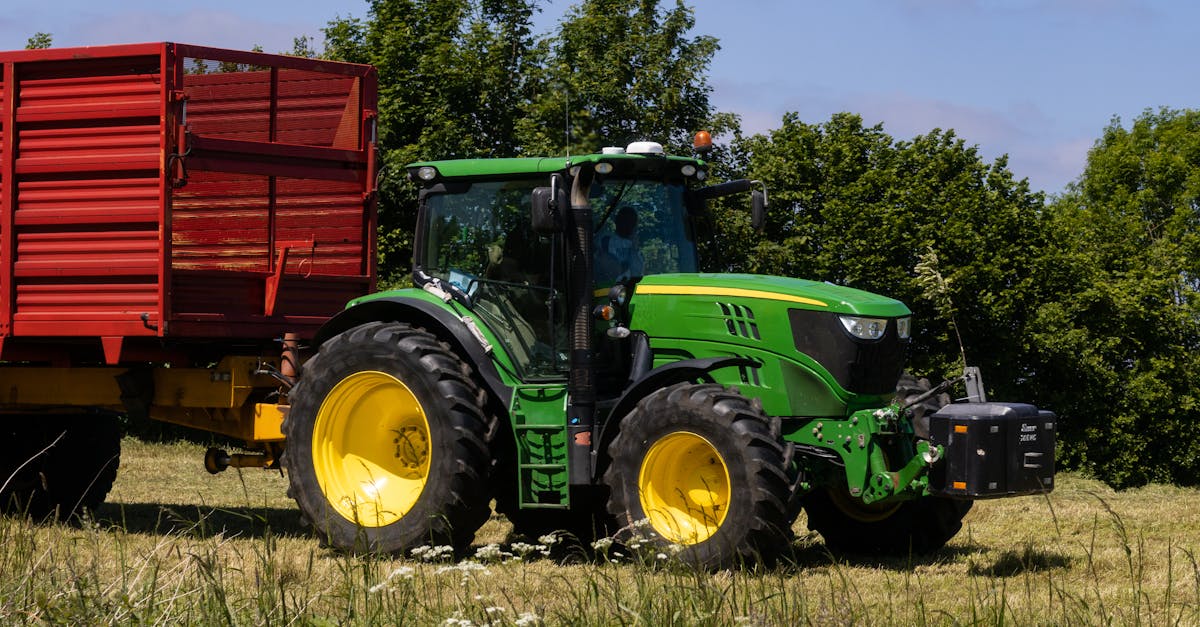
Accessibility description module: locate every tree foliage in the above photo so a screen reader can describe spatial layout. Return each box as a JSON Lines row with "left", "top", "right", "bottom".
{"left": 517, "top": 0, "right": 723, "bottom": 155}
{"left": 322, "top": 0, "right": 726, "bottom": 282}
{"left": 1031, "top": 109, "right": 1200, "bottom": 487}
{"left": 716, "top": 113, "right": 1049, "bottom": 382}
{"left": 322, "top": 0, "right": 542, "bottom": 283}
{"left": 25, "top": 32, "right": 52, "bottom": 49}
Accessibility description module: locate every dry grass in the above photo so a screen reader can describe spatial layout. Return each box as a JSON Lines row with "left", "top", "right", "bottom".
{"left": 2, "top": 438, "right": 1199, "bottom": 625}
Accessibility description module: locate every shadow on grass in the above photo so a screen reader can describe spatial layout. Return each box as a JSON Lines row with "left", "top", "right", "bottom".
{"left": 967, "top": 545, "right": 1072, "bottom": 577}
{"left": 94, "top": 501, "right": 306, "bottom": 539}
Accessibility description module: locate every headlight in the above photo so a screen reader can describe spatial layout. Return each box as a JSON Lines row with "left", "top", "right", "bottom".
{"left": 896, "top": 316, "right": 911, "bottom": 339}
{"left": 839, "top": 315, "right": 888, "bottom": 340}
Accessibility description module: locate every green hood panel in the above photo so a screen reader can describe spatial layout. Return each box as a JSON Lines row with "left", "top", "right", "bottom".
{"left": 632, "top": 274, "right": 910, "bottom": 317}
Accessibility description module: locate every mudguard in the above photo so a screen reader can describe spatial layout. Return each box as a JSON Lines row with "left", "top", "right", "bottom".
{"left": 314, "top": 297, "right": 513, "bottom": 407}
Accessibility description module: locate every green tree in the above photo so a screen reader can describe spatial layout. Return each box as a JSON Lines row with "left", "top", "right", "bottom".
{"left": 322, "top": 0, "right": 725, "bottom": 282}
{"left": 518, "top": 0, "right": 725, "bottom": 155}
{"left": 715, "top": 113, "right": 1050, "bottom": 388}
{"left": 25, "top": 32, "right": 52, "bottom": 49}
{"left": 323, "top": 0, "right": 540, "bottom": 283}
{"left": 1032, "top": 108, "right": 1200, "bottom": 488}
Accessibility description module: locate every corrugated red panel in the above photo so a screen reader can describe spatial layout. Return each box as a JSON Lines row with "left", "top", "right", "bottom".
{"left": 275, "top": 70, "right": 360, "bottom": 148}
{"left": 0, "top": 42, "right": 377, "bottom": 360}
{"left": 171, "top": 170, "right": 271, "bottom": 271}
{"left": 170, "top": 273, "right": 366, "bottom": 326}
{"left": 8, "top": 52, "right": 163, "bottom": 338}
{"left": 14, "top": 178, "right": 160, "bottom": 226}
{"left": 184, "top": 69, "right": 271, "bottom": 142}
{"left": 276, "top": 177, "right": 368, "bottom": 275}
{"left": 16, "top": 123, "right": 161, "bottom": 174}
{"left": 13, "top": 56, "right": 161, "bottom": 123}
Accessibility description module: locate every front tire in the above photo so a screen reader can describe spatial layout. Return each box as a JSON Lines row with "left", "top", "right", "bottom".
{"left": 803, "top": 485, "right": 972, "bottom": 555}
{"left": 604, "top": 383, "right": 793, "bottom": 568}
{"left": 283, "top": 322, "right": 492, "bottom": 554}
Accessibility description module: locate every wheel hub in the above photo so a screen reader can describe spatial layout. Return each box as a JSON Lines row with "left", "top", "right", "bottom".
{"left": 312, "top": 370, "right": 431, "bottom": 527}
{"left": 638, "top": 431, "right": 730, "bottom": 545}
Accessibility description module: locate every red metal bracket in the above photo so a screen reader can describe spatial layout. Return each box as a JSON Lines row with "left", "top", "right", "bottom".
{"left": 265, "top": 239, "right": 314, "bottom": 317}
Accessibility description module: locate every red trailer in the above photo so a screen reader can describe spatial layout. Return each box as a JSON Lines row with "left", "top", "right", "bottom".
{"left": 0, "top": 43, "right": 378, "bottom": 518}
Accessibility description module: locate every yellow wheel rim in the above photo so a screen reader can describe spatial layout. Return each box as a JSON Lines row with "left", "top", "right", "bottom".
{"left": 637, "top": 431, "right": 730, "bottom": 545}
{"left": 312, "top": 371, "right": 430, "bottom": 527}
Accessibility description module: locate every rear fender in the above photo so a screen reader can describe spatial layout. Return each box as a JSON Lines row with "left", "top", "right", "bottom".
{"left": 314, "top": 298, "right": 512, "bottom": 408}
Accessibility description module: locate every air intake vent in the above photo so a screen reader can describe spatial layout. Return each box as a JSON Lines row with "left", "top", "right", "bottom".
{"left": 717, "top": 303, "right": 761, "bottom": 340}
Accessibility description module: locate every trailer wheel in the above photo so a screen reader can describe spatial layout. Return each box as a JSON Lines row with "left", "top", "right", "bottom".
{"left": 803, "top": 486, "right": 972, "bottom": 555}
{"left": 603, "top": 383, "right": 793, "bottom": 568}
{"left": 1, "top": 413, "right": 121, "bottom": 520}
{"left": 283, "top": 322, "right": 492, "bottom": 554}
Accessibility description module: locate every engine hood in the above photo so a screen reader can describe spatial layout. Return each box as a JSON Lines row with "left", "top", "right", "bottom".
{"left": 631, "top": 273, "right": 910, "bottom": 317}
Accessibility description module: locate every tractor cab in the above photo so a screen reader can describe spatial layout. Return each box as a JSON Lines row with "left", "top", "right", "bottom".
{"left": 408, "top": 141, "right": 717, "bottom": 391}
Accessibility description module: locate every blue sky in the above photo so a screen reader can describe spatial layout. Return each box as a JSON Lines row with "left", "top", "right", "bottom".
{"left": 2, "top": 0, "right": 1195, "bottom": 194}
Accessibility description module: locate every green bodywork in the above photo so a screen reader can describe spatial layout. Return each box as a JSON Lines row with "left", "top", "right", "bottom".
{"left": 346, "top": 148, "right": 941, "bottom": 511}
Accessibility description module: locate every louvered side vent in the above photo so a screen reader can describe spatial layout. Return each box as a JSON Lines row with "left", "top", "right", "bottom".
{"left": 717, "top": 302, "right": 761, "bottom": 340}
{"left": 735, "top": 357, "right": 763, "bottom": 387}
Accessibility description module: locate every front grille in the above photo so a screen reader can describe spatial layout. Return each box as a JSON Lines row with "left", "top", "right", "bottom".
{"left": 787, "top": 309, "right": 907, "bottom": 395}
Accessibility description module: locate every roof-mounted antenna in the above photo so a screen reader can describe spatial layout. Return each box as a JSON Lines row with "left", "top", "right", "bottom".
{"left": 564, "top": 88, "right": 571, "bottom": 157}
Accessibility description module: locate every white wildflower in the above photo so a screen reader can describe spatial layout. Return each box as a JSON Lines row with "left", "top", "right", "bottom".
{"left": 590, "top": 537, "right": 614, "bottom": 552}
{"left": 485, "top": 606, "right": 506, "bottom": 614}
{"left": 656, "top": 552, "right": 668, "bottom": 560}
{"left": 537, "top": 533, "right": 560, "bottom": 546}
{"left": 510, "top": 541, "right": 538, "bottom": 557}
{"left": 474, "top": 543, "right": 511, "bottom": 562}
{"left": 514, "top": 612, "right": 542, "bottom": 626}
{"left": 369, "top": 565, "right": 416, "bottom": 592}
{"left": 414, "top": 544, "right": 455, "bottom": 562}
{"left": 435, "top": 561, "right": 490, "bottom": 576}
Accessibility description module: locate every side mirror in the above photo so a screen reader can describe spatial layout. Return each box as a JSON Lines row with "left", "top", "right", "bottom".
{"left": 751, "top": 188, "right": 767, "bottom": 231}
{"left": 531, "top": 176, "right": 567, "bottom": 234}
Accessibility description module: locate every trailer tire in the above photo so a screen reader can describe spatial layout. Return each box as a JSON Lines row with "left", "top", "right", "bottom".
{"left": 283, "top": 321, "right": 492, "bottom": 554}
{"left": 803, "top": 486, "right": 972, "bottom": 555}
{"left": 1, "top": 413, "right": 121, "bottom": 520}
{"left": 604, "top": 383, "right": 793, "bottom": 568}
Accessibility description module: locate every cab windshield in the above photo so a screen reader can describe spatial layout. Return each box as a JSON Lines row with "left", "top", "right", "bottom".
{"left": 590, "top": 178, "right": 697, "bottom": 284}
{"left": 415, "top": 175, "right": 699, "bottom": 380}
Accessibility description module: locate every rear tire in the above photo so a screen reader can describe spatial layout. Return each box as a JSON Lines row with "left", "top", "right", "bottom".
{"left": 283, "top": 322, "right": 492, "bottom": 554}
{"left": 1, "top": 413, "right": 121, "bottom": 520}
{"left": 604, "top": 383, "right": 793, "bottom": 568}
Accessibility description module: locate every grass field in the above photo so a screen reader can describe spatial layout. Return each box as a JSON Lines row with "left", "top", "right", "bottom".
{"left": 2, "top": 438, "right": 1199, "bottom": 625}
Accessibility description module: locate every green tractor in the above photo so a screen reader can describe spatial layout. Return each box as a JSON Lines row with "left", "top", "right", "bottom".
{"left": 282, "top": 139, "right": 1056, "bottom": 567}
